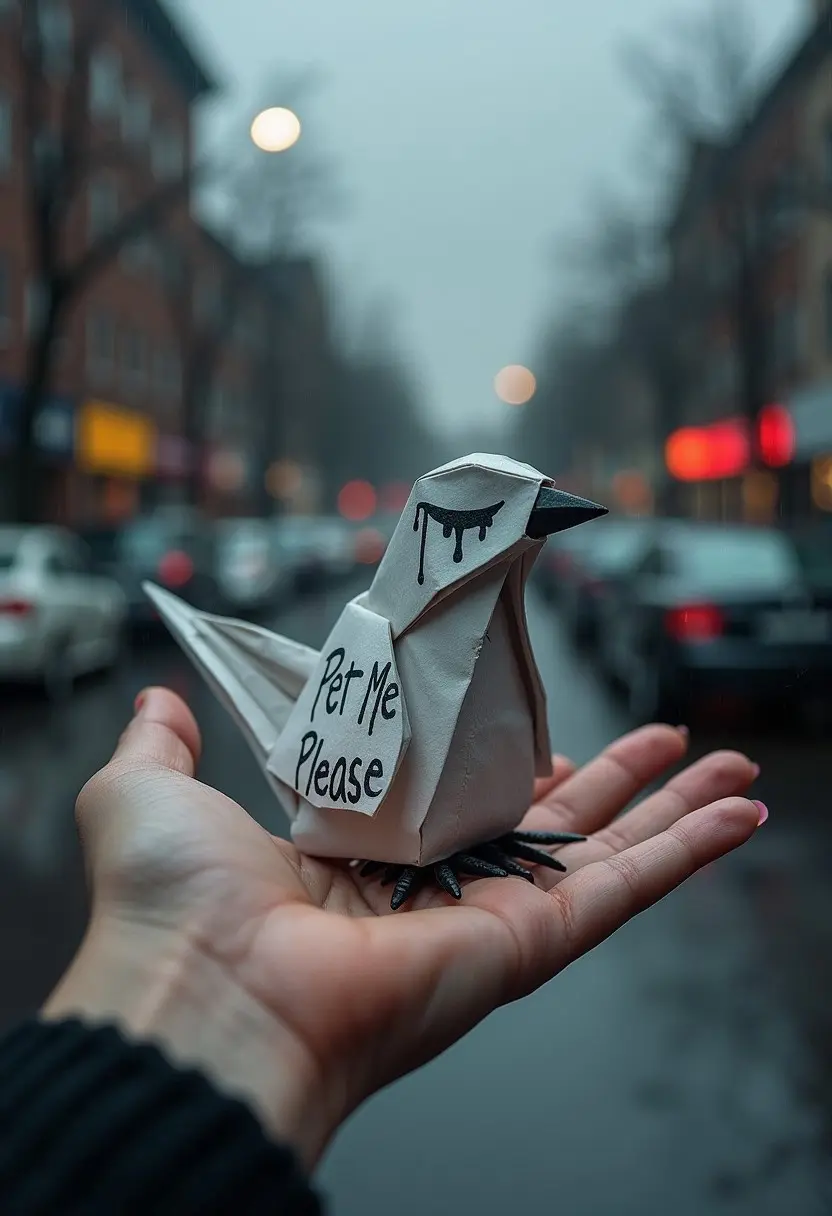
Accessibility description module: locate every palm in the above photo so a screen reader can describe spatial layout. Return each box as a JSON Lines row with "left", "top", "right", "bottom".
{"left": 83, "top": 693, "right": 761, "bottom": 1107}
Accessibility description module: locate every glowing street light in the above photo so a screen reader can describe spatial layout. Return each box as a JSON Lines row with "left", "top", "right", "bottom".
{"left": 494, "top": 364, "right": 536, "bottom": 405}
{"left": 250, "top": 107, "right": 302, "bottom": 153}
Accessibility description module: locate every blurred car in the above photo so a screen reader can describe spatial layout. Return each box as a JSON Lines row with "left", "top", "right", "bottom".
{"left": 215, "top": 518, "right": 286, "bottom": 616}
{"left": 790, "top": 524, "right": 832, "bottom": 592}
{"left": 596, "top": 521, "right": 832, "bottom": 722}
{"left": 535, "top": 526, "right": 598, "bottom": 601}
{"left": 0, "top": 526, "right": 126, "bottom": 696}
{"left": 272, "top": 515, "right": 354, "bottom": 593}
{"left": 558, "top": 517, "right": 654, "bottom": 646}
{"left": 78, "top": 526, "right": 122, "bottom": 578}
{"left": 116, "top": 512, "right": 225, "bottom": 630}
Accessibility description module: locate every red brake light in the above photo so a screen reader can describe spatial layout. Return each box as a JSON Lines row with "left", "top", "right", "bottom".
{"left": 158, "top": 550, "right": 194, "bottom": 588}
{"left": 0, "top": 599, "right": 35, "bottom": 617}
{"left": 665, "top": 604, "right": 724, "bottom": 642}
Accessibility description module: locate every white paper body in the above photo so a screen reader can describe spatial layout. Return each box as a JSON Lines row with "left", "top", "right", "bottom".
{"left": 267, "top": 601, "right": 410, "bottom": 816}
{"left": 144, "top": 454, "right": 556, "bottom": 867}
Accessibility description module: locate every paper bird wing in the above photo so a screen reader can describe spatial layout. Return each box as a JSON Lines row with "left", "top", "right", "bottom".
{"left": 142, "top": 583, "right": 319, "bottom": 797}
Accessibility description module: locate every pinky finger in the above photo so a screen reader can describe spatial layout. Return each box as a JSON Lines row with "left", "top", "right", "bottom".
{"left": 549, "top": 798, "right": 761, "bottom": 965}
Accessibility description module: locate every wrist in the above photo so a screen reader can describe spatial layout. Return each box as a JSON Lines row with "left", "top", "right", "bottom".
{"left": 42, "top": 914, "right": 339, "bottom": 1169}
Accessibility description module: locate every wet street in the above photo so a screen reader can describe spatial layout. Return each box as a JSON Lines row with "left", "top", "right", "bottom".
{"left": 1, "top": 577, "right": 831, "bottom": 1215}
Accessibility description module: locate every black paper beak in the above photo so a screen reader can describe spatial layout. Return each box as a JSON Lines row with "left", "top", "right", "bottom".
{"left": 526, "top": 486, "right": 609, "bottom": 539}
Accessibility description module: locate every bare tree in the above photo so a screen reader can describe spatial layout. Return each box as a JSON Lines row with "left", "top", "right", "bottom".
{"left": 11, "top": 0, "right": 209, "bottom": 521}
{"left": 622, "top": 0, "right": 757, "bottom": 154}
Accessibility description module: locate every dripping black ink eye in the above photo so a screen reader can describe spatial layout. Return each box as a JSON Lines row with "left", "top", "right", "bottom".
{"left": 413, "top": 501, "right": 505, "bottom": 585}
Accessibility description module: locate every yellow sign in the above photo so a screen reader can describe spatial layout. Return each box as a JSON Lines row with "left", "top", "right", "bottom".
{"left": 78, "top": 401, "right": 155, "bottom": 478}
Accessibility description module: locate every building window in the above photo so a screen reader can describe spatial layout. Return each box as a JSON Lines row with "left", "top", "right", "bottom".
{"left": 151, "top": 126, "right": 185, "bottom": 182}
{"left": 825, "top": 274, "right": 832, "bottom": 356}
{"left": 88, "top": 178, "right": 119, "bottom": 241}
{"left": 89, "top": 48, "right": 122, "bottom": 118}
{"left": 24, "top": 279, "right": 48, "bottom": 336}
{"left": 195, "top": 271, "right": 224, "bottom": 326}
{"left": 0, "top": 255, "right": 10, "bottom": 345}
{"left": 0, "top": 95, "right": 11, "bottom": 173}
{"left": 121, "top": 327, "right": 148, "bottom": 387}
{"left": 770, "top": 300, "right": 802, "bottom": 373}
{"left": 154, "top": 345, "right": 182, "bottom": 399}
{"left": 119, "top": 234, "right": 157, "bottom": 274}
{"left": 121, "top": 89, "right": 152, "bottom": 145}
{"left": 39, "top": 0, "right": 73, "bottom": 76}
{"left": 86, "top": 312, "right": 115, "bottom": 381}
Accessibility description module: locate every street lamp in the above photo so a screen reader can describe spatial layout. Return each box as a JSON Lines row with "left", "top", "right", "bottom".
{"left": 250, "top": 107, "right": 302, "bottom": 153}
{"left": 494, "top": 364, "right": 536, "bottom": 405}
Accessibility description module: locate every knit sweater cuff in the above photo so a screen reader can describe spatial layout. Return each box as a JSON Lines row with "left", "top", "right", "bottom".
{"left": 0, "top": 1018, "right": 322, "bottom": 1214}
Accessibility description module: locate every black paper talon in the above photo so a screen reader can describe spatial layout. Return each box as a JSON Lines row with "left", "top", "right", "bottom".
{"left": 381, "top": 864, "right": 402, "bottom": 886}
{"left": 360, "top": 825, "right": 578, "bottom": 908}
{"left": 510, "top": 830, "right": 586, "bottom": 845}
{"left": 455, "top": 854, "right": 509, "bottom": 878}
{"left": 473, "top": 842, "right": 534, "bottom": 880}
{"left": 390, "top": 867, "right": 420, "bottom": 911}
{"left": 434, "top": 862, "right": 462, "bottom": 900}
{"left": 505, "top": 841, "right": 568, "bottom": 872}
{"left": 360, "top": 860, "right": 385, "bottom": 877}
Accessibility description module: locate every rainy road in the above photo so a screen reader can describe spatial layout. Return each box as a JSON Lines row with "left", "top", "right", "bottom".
{"left": 0, "top": 577, "right": 831, "bottom": 1215}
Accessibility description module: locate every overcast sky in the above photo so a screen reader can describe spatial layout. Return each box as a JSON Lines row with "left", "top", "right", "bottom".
{"left": 174, "top": 0, "right": 803, "bottom": 433}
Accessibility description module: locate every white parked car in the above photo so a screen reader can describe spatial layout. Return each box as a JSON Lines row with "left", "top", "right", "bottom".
{"left": 0, "top": 527, "right": 127, "bottom": 696}
{"left": 215, "top": 518, "right": 286, "bottom": 614}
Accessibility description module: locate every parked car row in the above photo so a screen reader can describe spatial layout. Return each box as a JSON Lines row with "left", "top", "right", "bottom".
{"left": 0, "top": 507, "right": 397, "bottom": 696}
{"left": 539, "top": 515, "right": 832, "bottom": 723}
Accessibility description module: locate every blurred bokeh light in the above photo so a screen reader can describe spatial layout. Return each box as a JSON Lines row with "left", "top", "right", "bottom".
{"left": 337, "top": 479, "right": 377, "bottom": 521}
{"left": 250, "top": 106, "right": 302, "bottom": 152}
{"left": 494, "top": 365, "right": 536, "bottom": 405}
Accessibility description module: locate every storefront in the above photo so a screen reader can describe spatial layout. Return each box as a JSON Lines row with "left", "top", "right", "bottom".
{"left": 149, "top": 433, "right": 194, "bottom": 508}
{"left": 664, "top": 406, "right": 797, "bottom": 524}
{"left": 787, "top": 382, "right": 832, "bottom": 521}
{"left": 72, "top": 400, "right": 156, "bottom": 525}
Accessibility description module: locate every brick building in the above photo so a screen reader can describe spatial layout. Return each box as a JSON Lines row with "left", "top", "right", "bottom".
{"left": 660, "top": 0, "right": 832, "bottom": 524}
{"left": 0, "top": 0, "right": 334, "bottom": 525}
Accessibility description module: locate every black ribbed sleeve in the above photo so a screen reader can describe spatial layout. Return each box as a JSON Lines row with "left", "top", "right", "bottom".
{"left": 0, "top": 1019, "right": 323, "bottom": 1215}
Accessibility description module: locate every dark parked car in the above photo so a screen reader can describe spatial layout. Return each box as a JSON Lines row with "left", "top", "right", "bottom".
{"left": 558, "top": 518, "right": 653, "bottom": 646}
{"left": 535, "top": 526, "right": 595, "bottom": 601}
{"left": 116, "top": 512, "right": 225, "bottom": 631}
{"left": 596, "top": 521, "right": 832, "bottom": 722}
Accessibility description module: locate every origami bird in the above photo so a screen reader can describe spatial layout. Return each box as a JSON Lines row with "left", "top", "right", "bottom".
{"left": 144, "top": 454, "right": 607, "bottom": 909}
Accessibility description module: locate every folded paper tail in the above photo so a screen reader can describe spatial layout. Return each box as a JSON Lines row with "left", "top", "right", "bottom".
{"left": 141, "top": 583, "right": 320, "bottom": 817}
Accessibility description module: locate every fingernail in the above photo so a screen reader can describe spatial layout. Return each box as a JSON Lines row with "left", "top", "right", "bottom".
{"left": 676, "top": 725, "right": 689, "bottom": 739}
{"left": 750, "top": 763, "right": 761, "bottom": 779}
{"left": 753, "top": 800, "right": 769, "bottom": 826}
{"left": 134, "top": 691, "right": 148, "bottom": 715}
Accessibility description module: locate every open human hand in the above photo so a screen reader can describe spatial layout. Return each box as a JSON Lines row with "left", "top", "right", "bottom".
{"left": 46, "top": 687, "right": 764, "bottom": 1168}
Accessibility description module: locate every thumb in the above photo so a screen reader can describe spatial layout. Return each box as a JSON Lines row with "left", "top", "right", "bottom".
{"left": 110, "top": 687, "right": 202, "bottom": 778}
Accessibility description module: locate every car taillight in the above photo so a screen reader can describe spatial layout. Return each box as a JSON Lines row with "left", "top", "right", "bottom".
{"left": 0, "top": 599, "right": 35, "bottom": 617}
{"left": 158, "top": 550, "right": 194, "bottom": 588}
{"left": 664, "top": 604, "right": 724, "bottom": 642}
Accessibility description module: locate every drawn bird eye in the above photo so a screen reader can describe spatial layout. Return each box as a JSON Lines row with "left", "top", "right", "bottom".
{"left": 413, "top": 501, "right": 505, "bottom": 585}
